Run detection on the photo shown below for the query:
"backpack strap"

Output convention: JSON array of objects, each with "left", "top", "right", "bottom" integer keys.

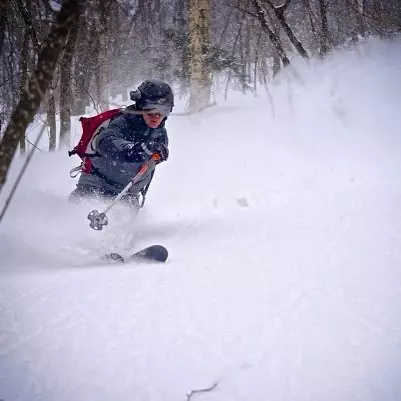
[
  {"left": 69, "top": 158, "right": 94, "bottom": 178},
  {"left": 68, "top": 149, "right": 99, "bottom": 158},
  {"left": 69, "top": 164, "right": 83, "bottom": 178}
]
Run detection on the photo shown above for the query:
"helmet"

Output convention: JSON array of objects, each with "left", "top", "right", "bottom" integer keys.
[{"left": 130, "top": 80, "right": 174, "bottom": 111}]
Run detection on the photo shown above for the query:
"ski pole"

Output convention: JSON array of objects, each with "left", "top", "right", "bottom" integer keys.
[{"left": 87, "top": 153, "right": 160, "bottom": 230}]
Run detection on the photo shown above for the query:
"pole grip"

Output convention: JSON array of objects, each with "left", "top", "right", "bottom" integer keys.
[{"left": 131, "top": 153, "right": 160, "bottom": 184}]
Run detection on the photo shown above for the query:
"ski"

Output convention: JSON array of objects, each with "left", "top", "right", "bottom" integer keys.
[{"left": 103, "top": 245, "right": 168, "bottom": 264}]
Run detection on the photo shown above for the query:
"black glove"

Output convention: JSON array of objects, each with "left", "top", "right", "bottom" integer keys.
[
  {"left": 124, "top": 141, "right": 169, "bottom": 163},
  {"left": 145, "top": 141, "right": 169, "bottom": 162}
]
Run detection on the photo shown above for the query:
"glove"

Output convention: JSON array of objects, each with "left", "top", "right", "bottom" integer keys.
[
  {"left": 145, "top": 141, "right": 169, "bottom": 162},
  {"left": 124, "top": 141, "right": 169, "bottom": 163}
]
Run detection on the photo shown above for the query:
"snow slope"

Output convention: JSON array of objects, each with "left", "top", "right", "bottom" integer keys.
[{"left": 1, "top": 38, "right": 401, "bottom": 401}]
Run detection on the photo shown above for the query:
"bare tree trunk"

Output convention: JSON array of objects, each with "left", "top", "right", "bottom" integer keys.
[
  {"left": 0, "top": 0, "right": 8, "bottom": 57},
  {"left": 188, "top": 0, "right": 212, "bottom": 112},
  {"left": 224, "top": 0, "right": 250, "bottom": 100},
  {"left": 47, "top": 86, "right": 56, "bottom": 151},
  {"left": 95, "top": 0, "right": 109, "bottom": 112},
  {"left": 354, "top": 0, "right": 366, "bottom": 37},
  {"left": 253, "top": 32, "right": 262, "bottom": 94},
  {"left": 14, "top": 0, "right": 40, "bottom": 52},
  {"left": 266, "top": 0, "right": 309, "bottom": 58},
  {"left": 271, "top": 9, "right": 281, "bottom": 76},
  {"left": 318, "top": 0, "right": 330, "bottom": 57},
  {"left": 252, "top": 0, "right": 290, "bottom": 68},
  {"left": 19, "top": 29, "right": 28, "bottom": 155},
  {"left": 95, "top": 39, "right": 109, "bottom": 111},
  {"left": 370, "top": 0, "right": 388, "bottom": 36},
  {"left": 303, "top": 0, "right": 318, "bottom": 48},
  {"left": 0, "top": 0, "right": 81, "bottom": 191},
  {"left": 71, "top": 17, "right": 96, "bottom": 115},
  {"left": 59, "top": 16, "right": 79, "bottom": 149}
]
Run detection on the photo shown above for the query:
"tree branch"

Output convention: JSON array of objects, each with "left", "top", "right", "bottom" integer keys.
[
  {"left": 263, "top": 0, "right": 309, "bottom": 58},
  {"left": 222, "top": 2, "right": 258, "bottom": 19},
  {"left": 265, "top": 0, "right": 292, "bottom": 16},
  {"left": 0, "top": 122, "right": 46, "bottom": 224},
  {"left": 252, "top": 0, "right": 290, "bottom": 68}
]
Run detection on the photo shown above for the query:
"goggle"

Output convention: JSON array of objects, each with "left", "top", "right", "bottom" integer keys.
[{"left": 142, "top": 103, "right": 172, "bottom": 117}]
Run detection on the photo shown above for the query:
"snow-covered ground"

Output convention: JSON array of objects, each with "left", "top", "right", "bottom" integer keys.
[{"left": 1, "top": 38, "right": 401, "bottom": 401}]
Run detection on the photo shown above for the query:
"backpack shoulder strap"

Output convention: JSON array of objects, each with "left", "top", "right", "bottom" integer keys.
[{"left": 68, "top": 108, "right": 122, "bottom": 158}]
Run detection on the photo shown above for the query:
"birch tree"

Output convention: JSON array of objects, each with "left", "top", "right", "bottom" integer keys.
[{"left": 188, "top": 0, "right": 212, "bottom": 112}]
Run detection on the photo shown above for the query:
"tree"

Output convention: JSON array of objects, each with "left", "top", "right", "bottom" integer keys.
[
  {"left": 252, "top": 0, "right": 290, "bottom": 72},
  {"left": 59, "top": 15, "right": 79, "bottom": 149},
  {"left": 265, "top": 0, "right": 309, "bottom": 58},
  {"left": 0, "top": 0, "right": 82, "bottom": 191},
  {"left": 188, "top": 0, "right": 212, "bottom": 112},
  {"left": 0, "top": 0, "right": 8, "bottom": 57},
  {"left": 318, "top": 0, "right": 330, "bottom": 57},
  {"left": 94, "top": 0, "right": 111, "bottom": 112},
  {"left": 47, "top": 81, "right": 57, "bottom": 151}
]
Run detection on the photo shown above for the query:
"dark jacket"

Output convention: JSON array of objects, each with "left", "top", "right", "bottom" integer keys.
[{"left": 76, "top": 106, "right": 169, "bottom": 195}]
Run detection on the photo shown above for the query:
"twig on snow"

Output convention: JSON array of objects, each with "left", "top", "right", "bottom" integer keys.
[{"left": 185, "top": 381, "right": 219, "bottom": 401}]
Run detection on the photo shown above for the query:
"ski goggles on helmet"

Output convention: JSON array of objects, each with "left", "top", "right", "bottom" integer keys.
[{"left": 142, "top": 102, "right": 172, "bottom": 117}]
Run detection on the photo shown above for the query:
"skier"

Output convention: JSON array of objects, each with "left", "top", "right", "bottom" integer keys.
[{"left": 69, "top": 79, "right": 174, "bottom": 210}]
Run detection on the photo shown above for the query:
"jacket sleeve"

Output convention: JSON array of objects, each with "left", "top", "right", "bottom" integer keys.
[
  {"left": 96, "top": 115, "right": 169, "bottom": 163},
  {"left": 154, "top": 128, "right": 169, "bottom": 148},
  {"left": 95, "top": 116, "right": 133, "bottom": 163},
  {"left": 125, "top": 128, "right": 169, "bottom": 162}
]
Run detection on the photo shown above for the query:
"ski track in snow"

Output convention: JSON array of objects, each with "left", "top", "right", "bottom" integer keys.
[{"left": 1, "top": 38, "right": 401, "bottom": 400}]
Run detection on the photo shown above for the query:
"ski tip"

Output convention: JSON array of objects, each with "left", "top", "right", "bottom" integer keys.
[
  {"left": 151, "top": 245, "right": 168, "bottom": 262},
  {"left": 133, "top": 245, "right": 168, "bottom": 263},
  {"left": 101, "top": 245, "right": 168, "bottom": 265}
]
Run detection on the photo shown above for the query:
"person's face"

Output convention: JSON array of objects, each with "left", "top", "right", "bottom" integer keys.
[{"left": 143, "top": 112, "right": 164, "bottom": 128}]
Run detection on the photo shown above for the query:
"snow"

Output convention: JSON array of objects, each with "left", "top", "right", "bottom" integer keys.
[{"left": 1, "top": 38, "right": 401, "bottom": 400}]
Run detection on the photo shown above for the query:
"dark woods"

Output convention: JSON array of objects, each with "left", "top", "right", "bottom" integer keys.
[{"left": 0, "top": 0, "right": 399, "bottom": 163}]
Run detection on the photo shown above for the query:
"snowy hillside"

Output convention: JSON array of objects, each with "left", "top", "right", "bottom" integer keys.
[{"left": 1, "top": 38, "right": 401, "bottom": 401}]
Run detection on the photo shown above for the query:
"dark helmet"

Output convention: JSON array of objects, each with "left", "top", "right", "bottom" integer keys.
[{"left": 130, "top": 80, "right": 174, "bottom": 111}]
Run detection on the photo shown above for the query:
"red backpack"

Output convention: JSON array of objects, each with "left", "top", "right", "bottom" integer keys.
[{"left": 68, "top": 108, "right": 121, "bottom": 176}]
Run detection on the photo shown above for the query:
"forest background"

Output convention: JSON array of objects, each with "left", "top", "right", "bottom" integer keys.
[{"left": 0, "top": 0, "right": 400, "bottom": 187}]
